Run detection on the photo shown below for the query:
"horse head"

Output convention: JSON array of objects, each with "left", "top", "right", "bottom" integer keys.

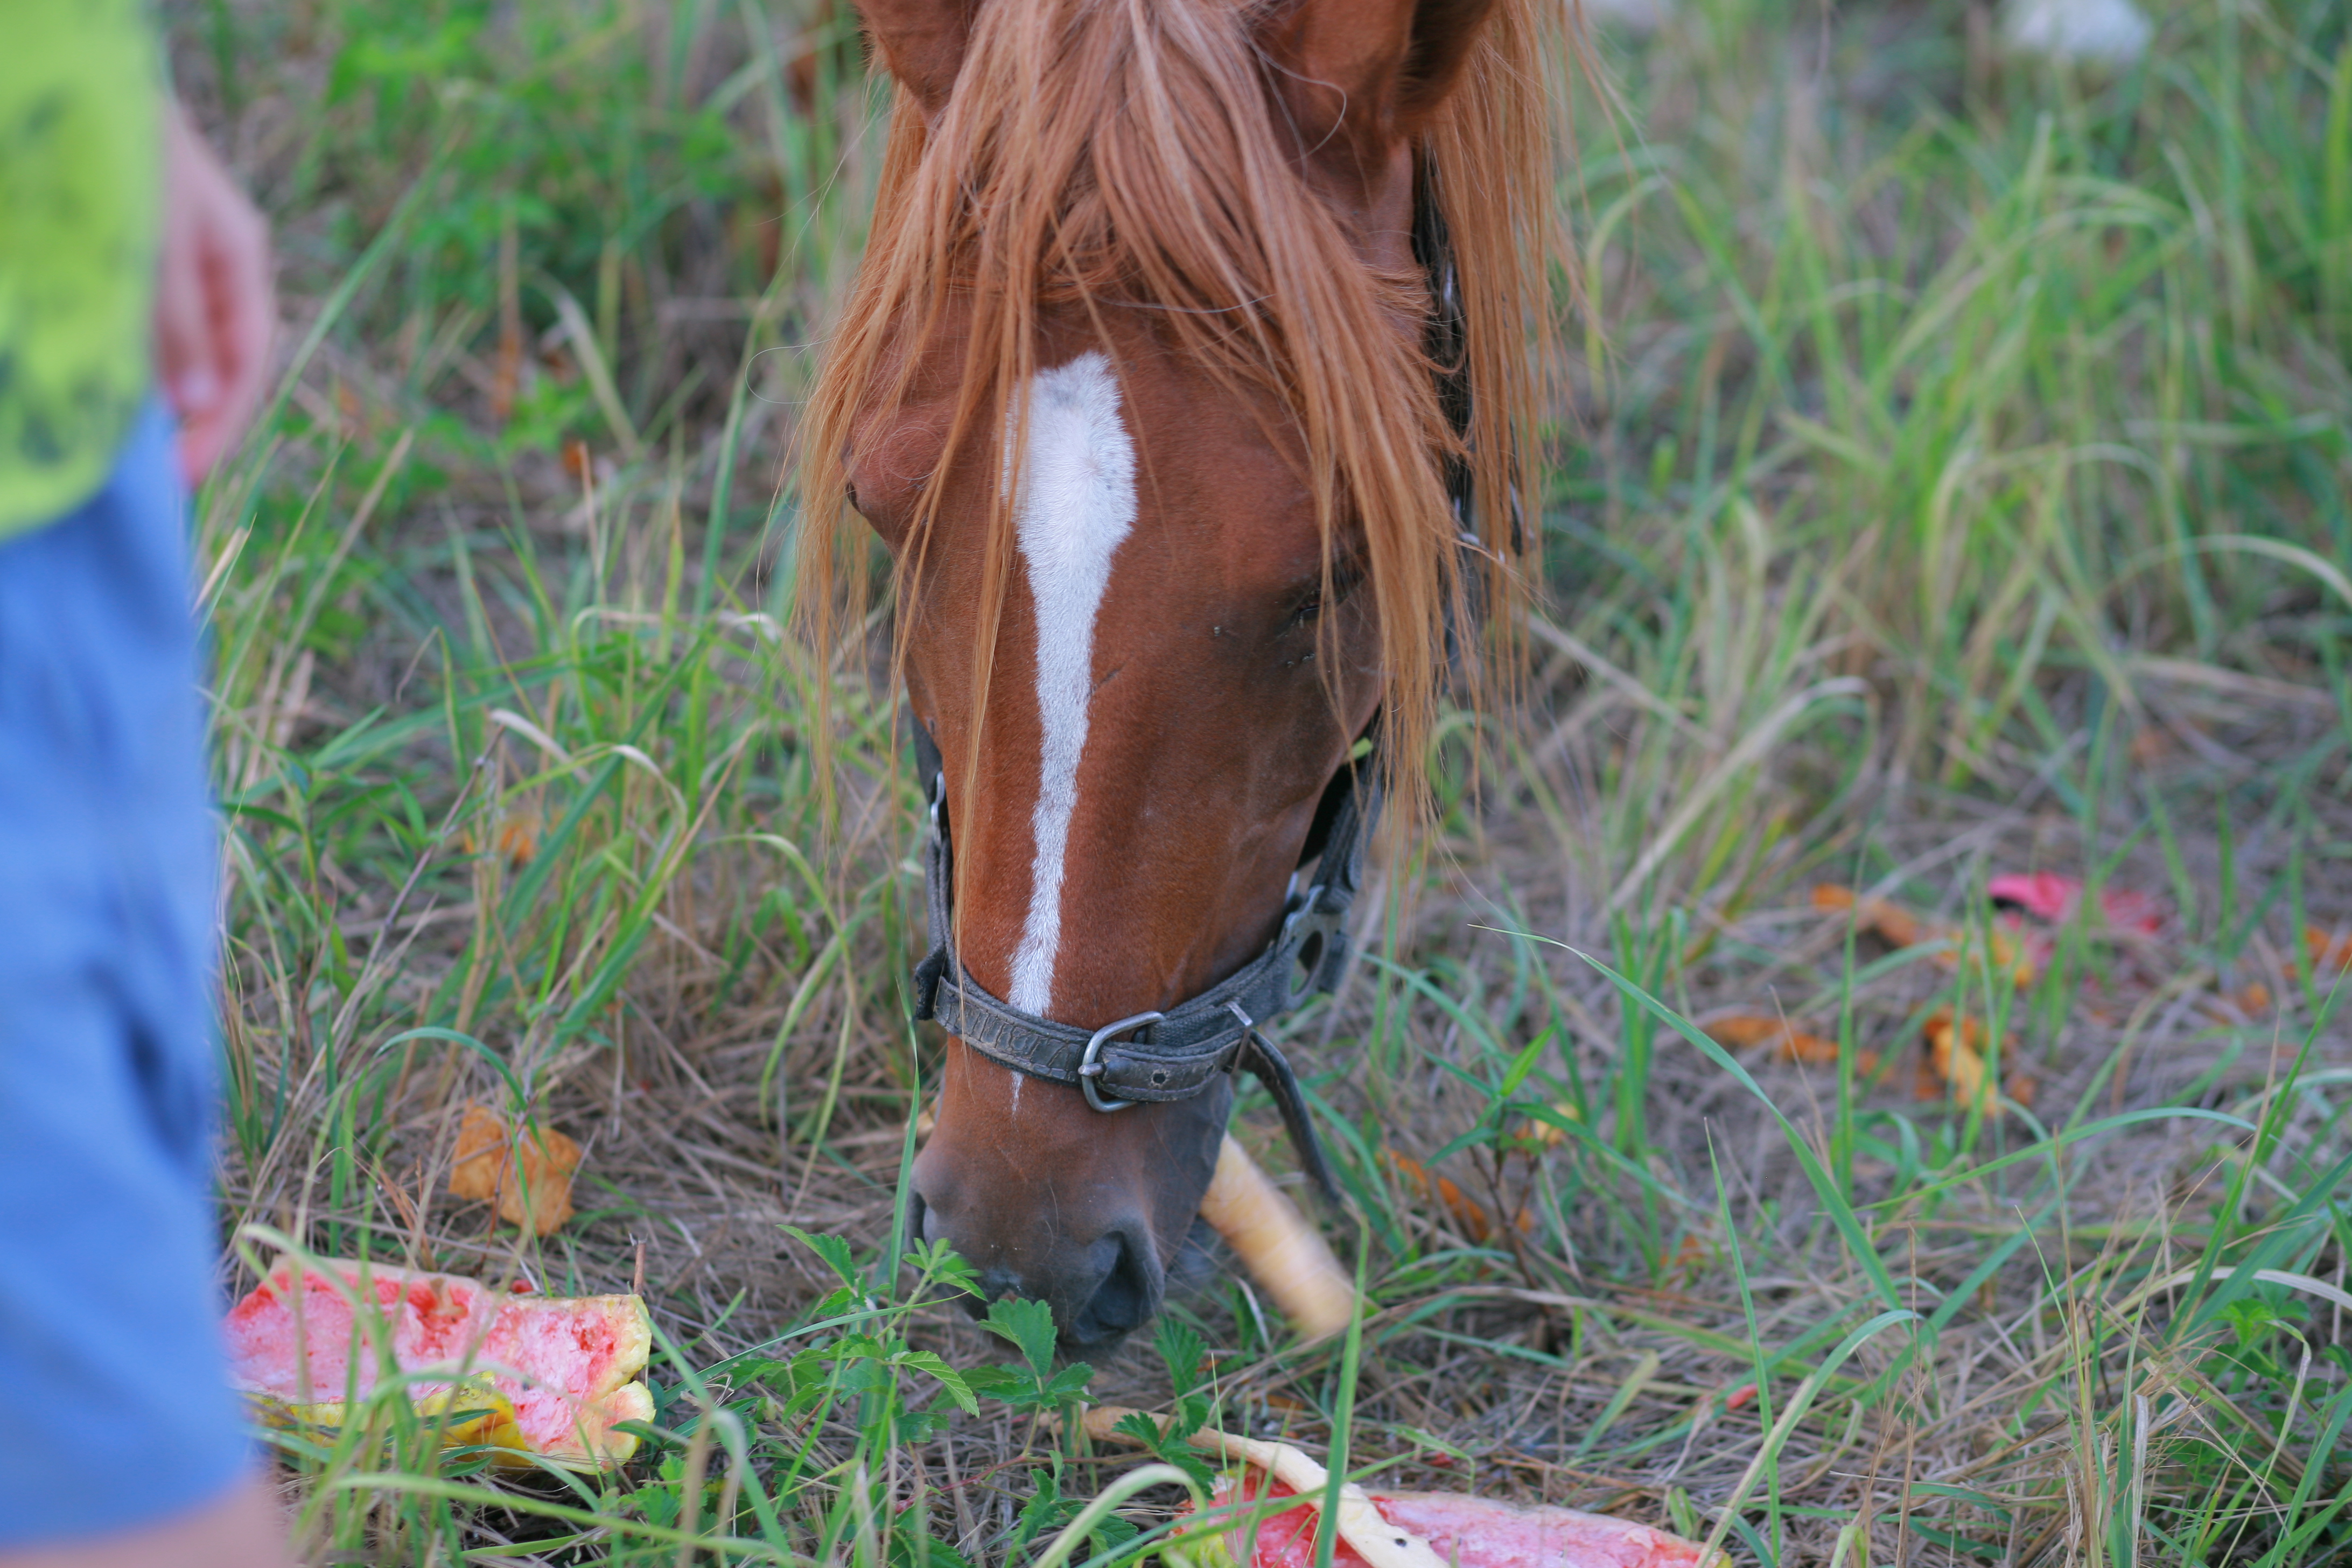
[{"left": 804, "top": 0, "right": 1545, "bottom": 1349}]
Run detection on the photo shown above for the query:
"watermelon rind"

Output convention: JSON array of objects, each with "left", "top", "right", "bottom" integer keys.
[
  {"left": 1165, "top": 1504, "right": 1247, "bottom": 1568},
  {"left": 481, "top": 1379, "right": 655, "bottom": 1471},
  {"left": 1164, "top": 1527, "right": 1244, "bottom": 1568},
  {"left": 589, "top": 1294, "right": 653, "bottom": 1392},
  {"left": 245, "top": 1376, "right": 513, "bottom": 1447}
]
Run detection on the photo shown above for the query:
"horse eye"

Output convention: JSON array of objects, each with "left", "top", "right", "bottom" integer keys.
[
  {"left": 844, "top": 480, "right": 862, "bottom": 511},
  {"left": 1282, "top": 583, "right": 1329, "bottom": 633},
  {"left": 1287, "top": 562, "right": 1363, "bottom": 629}
]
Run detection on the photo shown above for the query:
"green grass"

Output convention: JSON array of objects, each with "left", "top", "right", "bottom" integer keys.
[{"left": 165, "top": 0, "right": 2351, "bottom": 1560}]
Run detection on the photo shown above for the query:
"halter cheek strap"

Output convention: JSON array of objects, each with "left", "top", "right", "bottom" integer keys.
[{"left": 906, "top": 718, "right": 1373, "bottom": 1205}]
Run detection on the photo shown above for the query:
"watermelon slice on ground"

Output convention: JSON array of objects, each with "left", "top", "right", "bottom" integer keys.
[
  {"left": 223, "top": 1257, "right": 653, "bottom": 1469},
  {"left": 1172, "top": 1471, "right": 1715, "bottom": 1568},
  {"left": 1080, "top": 1406, "right": 1711, "bottom": 1568}
]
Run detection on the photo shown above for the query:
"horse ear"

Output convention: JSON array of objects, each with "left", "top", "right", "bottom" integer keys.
[
  {"left": 1257, "top": 0, "right": 1500, "bottom": 208},
  {"left": 855, "top": 0, "right": 977, "bottom": 120},
  {"left": 1394, "top": 0, "right": 1503, "bottom": 124}
]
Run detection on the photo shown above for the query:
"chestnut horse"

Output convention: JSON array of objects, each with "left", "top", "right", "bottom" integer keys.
[{"left": 800, "top": 0, "right": 1559, "bottom": 1347}]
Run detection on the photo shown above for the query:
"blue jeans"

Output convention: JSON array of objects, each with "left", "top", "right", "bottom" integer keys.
[{"left": 0, "top": 404, "right": 248, "bottom": 1543}]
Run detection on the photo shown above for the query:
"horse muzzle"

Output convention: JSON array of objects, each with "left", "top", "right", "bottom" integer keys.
[{"left": 907, "top": 1159, "right": 1166, "bottom": 1350}]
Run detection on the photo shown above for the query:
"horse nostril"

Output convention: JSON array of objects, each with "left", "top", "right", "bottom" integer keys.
[
  {"left": 958, "top": 1274, "right": 1012, "bottom": 1319},
  {"left": 1068, "top": 1227, "right": 1160, "bottom": 1346},
  {"left": 906, "top": 1189, "right": 992, "bottom": 1315},
  {"left": 911, "top": 1192, "right": 947, "bottom": 1248}
]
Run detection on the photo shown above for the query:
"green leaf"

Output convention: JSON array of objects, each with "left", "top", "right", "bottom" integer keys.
[
  {"left": 1497, "top": 1032, "right": 1549, "bottom": 1098},
  {"left": 1011, "top": 1467, "right": 1071, "bottom": 1554},
  {"left": 904, "top": 1236, "right": 980, "bottom": 1295},
  {"left": 1090, "top": 1514, "right": 1144, "bottom": 1555},
  {"left": 1117, "top": 1408, "right": 1216, "bottom": 1493},
  {"left": 2222, "top": 1298, "right": 2280, "bottom": 1348},
  {"left": 981, "top": 1295, "right": 1060, "bottom": 1381},
  {"left": 888, "top": 1528, "right": 976, "bottom": 1568},
  {"left": 897, "top": 1405, "right": 950, "bottom": 1443},
  {"left": 726, "top": 1356, "right": 793, "bottom": 1386},
  {"left": 896, "top": 1350, "right": 980, "bottom": 1416},
  {"left": 1114, "top": 1411, "right": 1165, "bottom": 1448},
  {"left": 1043, "top": 1364, "right": 1096, "bottom": 1403},
  {"left": 959, "top": 1364, "right": 1028, "bottom": 1399},
  {"left": 1155, "top": 1317, "right": 1209, "bottom": 1402},
  {"left": 782, "top": 1225, "right": 862, "bottom": 1290}
]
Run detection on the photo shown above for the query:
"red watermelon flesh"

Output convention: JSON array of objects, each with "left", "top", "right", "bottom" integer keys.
[
  {"left": 224, "top": 1261, "right": 496, "bottom": 1408},
  {"left": 223, "top": 1259, "right": 652, "bottom": 1467},
  {"left": 1374, "top": 1493, "right": 1710, "bottom": 1568},
  {"left": 480, "top": 1289, "right": 650, "bottom": 1454},
  {"left": 1188, "top": 1472, "right": 1711, "bottom": 1568}
]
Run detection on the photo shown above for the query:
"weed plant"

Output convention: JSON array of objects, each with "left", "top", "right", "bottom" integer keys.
[{"left": 164, "top": 0, "right": 2352, "bottom": 1560}]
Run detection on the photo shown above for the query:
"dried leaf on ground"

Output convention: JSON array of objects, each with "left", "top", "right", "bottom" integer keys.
[
  {"left": 1706, "top": 1012, "right": 1879, "bottom": 1071},
  {"left": 1812, "top": 884, "right": 2040, "bottom": 984},
  {"left": 2128, "top": 726, "right": 2175, "bottom": 767},
  {"left": 2199, "top": 982, "right": 2274, "bottom": 1023},
  {"left": 450, "top": 1103, "right": 580, "bottom": 1235},
  {"left": 461, "top": 808, "right": 542, "bottom": 867},
  {"left": 2307, "top": 926, "right": 2352, "bottom": 976},
  {"left": 1514, "top": 1101, "right": 1581, "bottom": 1147},
  {"left": 1812, "top": 884, "right": 1929, "bottom": 947},
  {"left": 494, "top": 809, "right": 540, "bottom": 866},
  {"left": 1389, "top": 1151, "right": 1527, "bottom": 1245},
  {"left": 1923, "top": 1009, "right": 2035, "bottom": 1112}
]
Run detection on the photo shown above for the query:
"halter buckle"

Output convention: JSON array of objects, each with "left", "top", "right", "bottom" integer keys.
[
  {"left": 1278, "top": 888, "right": 1347, "bottom": 1003},
  {"left": 1077, "top": 1011, "right": 1164, "bottom": 1112}
]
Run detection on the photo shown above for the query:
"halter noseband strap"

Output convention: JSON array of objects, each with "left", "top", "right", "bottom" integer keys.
[{"left": 906, "top": 717, "right": 1373, "bottom": 1204}]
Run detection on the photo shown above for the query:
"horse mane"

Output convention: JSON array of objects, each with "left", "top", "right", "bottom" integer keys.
[{"left": 795, "top": 0, "right": 1569, "bottom": 839}]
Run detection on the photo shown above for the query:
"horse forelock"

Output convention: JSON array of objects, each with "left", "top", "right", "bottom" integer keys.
[{"left": 797, "top": 0, "right": 1570, "bottom": 855}]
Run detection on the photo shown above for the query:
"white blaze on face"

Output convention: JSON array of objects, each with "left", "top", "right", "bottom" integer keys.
[{"left": 1007, "top": 352, "right": 1137, "bottom": 1017}]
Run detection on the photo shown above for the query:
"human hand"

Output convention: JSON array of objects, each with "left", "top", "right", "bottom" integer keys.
[
  {"left": 0, "top": 1472, "right": 295, "bottom": 1568},
  {"left": 155, "top": 100, "right": 275, "bottom": 488}
]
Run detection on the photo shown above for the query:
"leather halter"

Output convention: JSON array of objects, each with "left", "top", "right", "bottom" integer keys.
[
  {"left": 904, "top": 178, "right": 1487, "bottom": 1207},
  {"left": 908, "top": 715, "right": 1373, "bottom": 1203}
]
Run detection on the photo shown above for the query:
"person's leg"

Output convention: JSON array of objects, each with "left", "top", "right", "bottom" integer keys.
[{"left": 0, "top": 404, "right": 278, "bottom": 1556}]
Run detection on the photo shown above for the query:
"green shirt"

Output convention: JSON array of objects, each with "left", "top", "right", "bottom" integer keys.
[{"left": 0, "top": 1, "right": 160, "bottom": 541}]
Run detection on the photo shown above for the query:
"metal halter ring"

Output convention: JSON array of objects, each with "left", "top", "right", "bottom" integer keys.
[{"left": 1077, "top": 1011, "right": 1166, "bottom": 1114}]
